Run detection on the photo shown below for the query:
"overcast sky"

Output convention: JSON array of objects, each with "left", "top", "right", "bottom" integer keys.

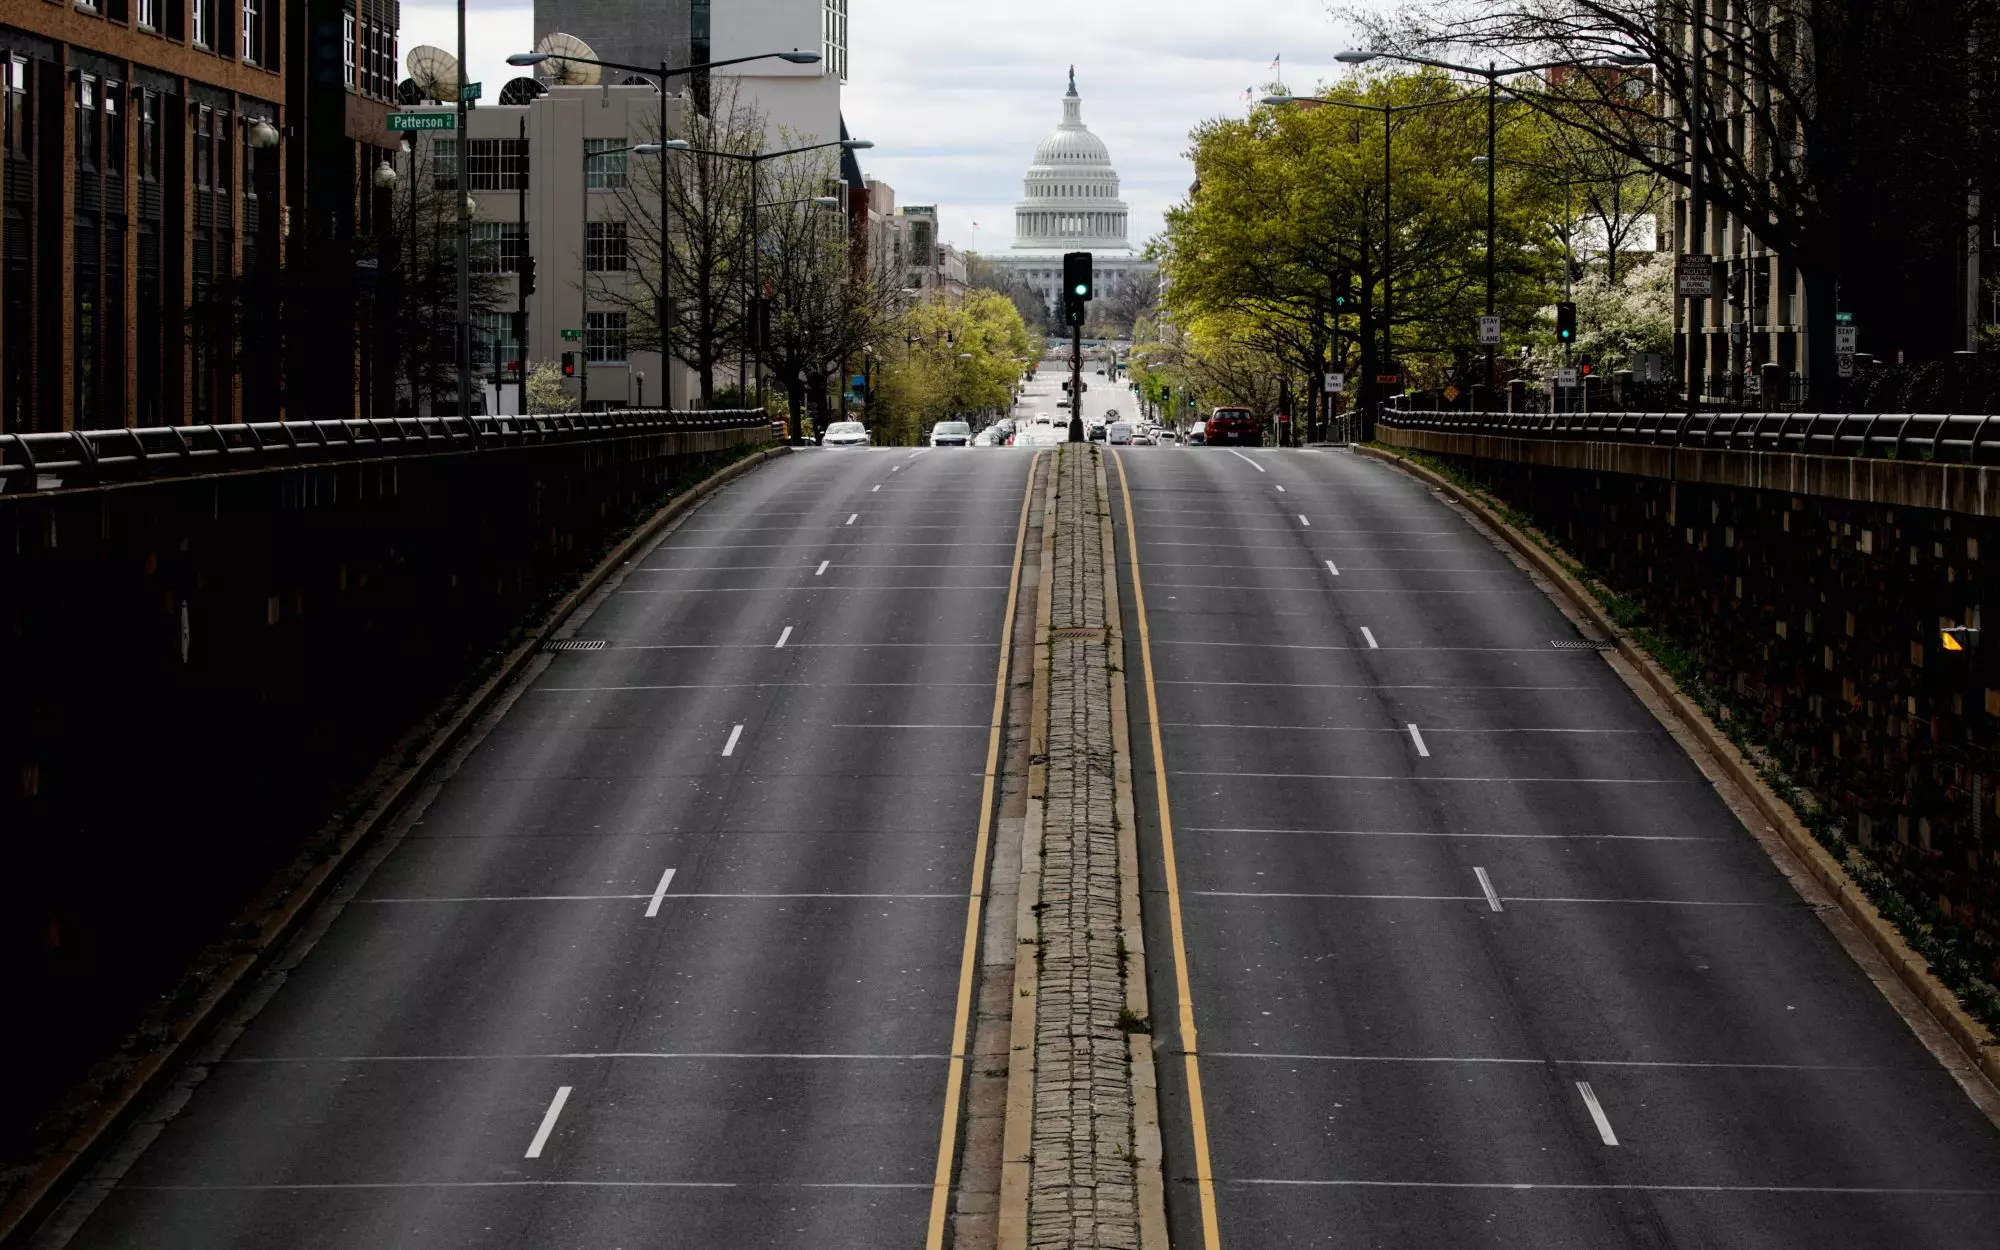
[{"left": 400, "top": 0, "right": 1391, "bottom": 255}]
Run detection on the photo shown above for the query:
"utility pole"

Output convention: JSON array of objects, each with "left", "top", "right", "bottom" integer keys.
[{"left": 516, "top": 115, "right": 528, "bottom": 417}]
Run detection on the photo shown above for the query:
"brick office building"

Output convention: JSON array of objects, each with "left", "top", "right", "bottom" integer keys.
[{"left": 0, "top": 0, "right": 400, "bottom": 435}]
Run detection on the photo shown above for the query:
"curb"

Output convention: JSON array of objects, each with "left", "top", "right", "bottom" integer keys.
[
  {"left": 1094, "top": 448, "right": 1171, "bottom": 1250},
  {"left": 998, "top": 450, "right": 1059, "bottom": 1250},
  {"left": 0, "top": 441, "right": 787, "bottom": 1248},
  {"left": 1357, "top": 444, "right": 2000, "bottom": 1097}
]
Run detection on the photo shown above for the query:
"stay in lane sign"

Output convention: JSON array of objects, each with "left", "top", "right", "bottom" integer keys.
[{"left": 388, "top": 111, "right": 456, "bottom": 132}]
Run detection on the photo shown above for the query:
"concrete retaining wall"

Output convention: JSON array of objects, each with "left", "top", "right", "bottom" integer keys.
[{"left": 0, "top": 424, "right": 769, "bottom": 1145}]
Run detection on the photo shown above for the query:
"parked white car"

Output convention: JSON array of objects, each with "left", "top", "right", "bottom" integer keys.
[
  {"left": 822, "top": 421, "right": 871, "bottom": 447},
  {"left": 1106, "top": 421, "right": 1134, "bottom": 445}
]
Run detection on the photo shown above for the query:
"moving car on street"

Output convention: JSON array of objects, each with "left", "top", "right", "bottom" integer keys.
[
  {"left": 1106, "top": 420, "right": 1134, "bottom": 445},
  {"left": 1204, "top": 406, "right": 1261, "bottom": 446},
  {"left": 929, "top": 420, "right": 972, "bottom": 447},
  {"left": 822, "top": 421, "right": 871, "bottom": 448}
]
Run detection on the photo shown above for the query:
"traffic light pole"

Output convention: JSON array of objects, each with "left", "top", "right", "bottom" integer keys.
[{"left": 1068, "top": 325, "right": 1084, "bottom": 442}]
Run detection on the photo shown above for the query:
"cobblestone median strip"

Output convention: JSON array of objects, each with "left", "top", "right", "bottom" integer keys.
[{"left": 1003, "top": 444, "right": 1167, "bottom": 1250}]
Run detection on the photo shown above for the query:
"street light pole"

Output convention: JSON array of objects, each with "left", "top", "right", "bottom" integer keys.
[{"left": 456, "top": 0, "right": 471, "bottom": 429}]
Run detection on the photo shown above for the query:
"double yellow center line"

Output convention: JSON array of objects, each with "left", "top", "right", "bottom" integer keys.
[{"left": 1116, "top": 450, "right": 1222, "bottom": 1248}]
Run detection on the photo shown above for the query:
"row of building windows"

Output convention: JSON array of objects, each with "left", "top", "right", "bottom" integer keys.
[
  {"left": 431, "top": 139, "right": 531, "bottom": 191},
  {"left": 341, "top": 12, "right": 397, "bottom": 100},
  {"left": 463, "top": 221, "right": 628, "bottom": 274},
  {"left": 472, "top": 311, "right": 629, "bottom": 366}
]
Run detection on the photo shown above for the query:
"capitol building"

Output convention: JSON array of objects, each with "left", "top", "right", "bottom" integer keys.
[{"left": 981, "top": 70, "right": 1153, "bottom": 324}]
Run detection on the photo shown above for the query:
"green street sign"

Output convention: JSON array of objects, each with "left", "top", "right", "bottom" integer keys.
[
  {"left": 388, "top": 111, "right": 456, "bottom": 132},
  {"left": 561, "top": 328, "right": 582, "bottom": 341},
  {"left": 462, "top": 81, "right": 483, "bottom": 102},
  {"left": 1835, "top": 311, "right": 1854, "bottom": 324}
]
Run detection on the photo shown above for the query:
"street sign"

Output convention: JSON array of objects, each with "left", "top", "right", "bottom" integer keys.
[
  {"left": 1675, "top": 254, "right": 1714, "bottom": 297},
  {"left": 1835, "top": 311, "right": 1854, "bottom": 325},
  {"left": 462, "top": 81, "right": 483, "bottom": 102},
  {"left": 1478, "top": 315, "right": 1501, "bottom": 345},
  {"left": 561, "top": 328, "right": 582, "bottom": 341},
  {"left": 1837, "top": 352, "right": 1856, "bottom": 378},
  {"left": 1326, "top": 372, "right": 1345, "bottom": 394},
  {"left": 1834, "top": 326, "right": 1857, "bottom": 353},
  {"left": 388, "top": 111, "right": 456, "bottom": 132},
  {"left": 1442, "top": 385, "right": 1461, "bottom": 402},
  {"left": 1558, "top": 368, "right": 1578, "bottom": 387}
]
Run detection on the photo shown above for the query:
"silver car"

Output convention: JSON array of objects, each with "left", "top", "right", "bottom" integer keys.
[{"left": 823, "top": 421, "right": 871, "bottom": 447}]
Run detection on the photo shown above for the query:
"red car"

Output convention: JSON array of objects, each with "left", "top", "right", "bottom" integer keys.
[{"left": 1204, "top": 406, "right": 1261, "bottom": 446}]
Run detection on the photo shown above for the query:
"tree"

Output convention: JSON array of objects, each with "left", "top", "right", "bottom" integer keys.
[
  {"left": 596, "top": 83, "right": 761, "bottom": 407},
  {"left": 373, "top": 135, "right": 507, "bottom": 415},
  {"left": 1353, "top": 0, "right": 2000, "bottom": 402},
  {"left": 869, "top": 290, "right": 1037, "bottom": 443},
  {"left": 967, "top": 253, "right": 1054, "bottom": 334},
  {"left": 1160, "top": 69, "right": 1562, "bottom": 416},
  {"left": 756, "top": 151, "right": 896, "bottom": 440},
  {"left": 523, "top": 361, "right": 578, "bottom": 414}
]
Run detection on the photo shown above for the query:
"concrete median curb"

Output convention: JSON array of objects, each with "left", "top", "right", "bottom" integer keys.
[
  {"left": 1357, "top": 443, "right": 2000, "bottom": 1102},
  {"left": 0, "top": 441, "right": 788, "bottom": 1249}
]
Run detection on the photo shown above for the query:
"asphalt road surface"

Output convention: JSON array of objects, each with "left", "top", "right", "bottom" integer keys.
[
  {"left": 43, "top": 446, "right": 1035, "bottom": 1249},
  {"left": 1109, "top": 445, "right": 2000, "bottom": 1248}
]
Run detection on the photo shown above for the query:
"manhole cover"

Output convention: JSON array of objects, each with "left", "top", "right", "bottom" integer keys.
[
  {"left": 1051, "top": 627, "right": 1105, "bottom": 641},
  {"left": 543, "top": 639, "right": 608, "bottom": 652},
  {"left": 1550, "top": 639, "right": 1616, "bottom": 651}
]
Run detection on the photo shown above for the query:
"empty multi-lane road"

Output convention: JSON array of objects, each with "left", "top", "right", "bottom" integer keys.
[
  {"left": 1110, "top": 445, "right": 2000, "bottom": 1248},
  {"left": 41, "top": 447, "right": 1037, "bottom": 1248}
]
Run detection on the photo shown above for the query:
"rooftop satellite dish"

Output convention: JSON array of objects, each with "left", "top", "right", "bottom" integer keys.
[
  {"left": 499, "top": 76, "right": 548, "bottom": 106},
  {"left": 395, "top": 77, "right": 422, "bottom": 106},
  {"left": 533, "top": 32, "right": 601, "bottom": 86},
  {"left": 406, "top": 45, "right": 462, "bottom": 101}
]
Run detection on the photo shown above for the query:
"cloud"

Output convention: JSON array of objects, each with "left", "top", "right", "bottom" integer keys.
[{"left": 399, "top": 0, "right": 1391, "bottom": 252}]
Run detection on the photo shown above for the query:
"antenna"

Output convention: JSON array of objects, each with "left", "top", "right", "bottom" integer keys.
[
  {"left": 498, "top": 76, "right": 549, "bottom": 106},
  {"left": 405, "top": 45, "right": 462, "bottom": 102},
  {"left": 532, "top": 33, "right": 602, "bottom": 86}
]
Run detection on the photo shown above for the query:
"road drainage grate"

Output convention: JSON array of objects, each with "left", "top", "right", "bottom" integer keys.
[
  {"left": 1551, "top": 639, "right": 1617, "bottom": 651},
  {"left": 1051, "top": 627, "right": 1106, "bottom": 642},
  {"left": 542, "top": 639, "right": 608, "bottom": 652}
]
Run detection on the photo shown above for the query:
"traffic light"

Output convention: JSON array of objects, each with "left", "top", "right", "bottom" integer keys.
[
  {"left": 520, "top": 255, "right": 537, "bottom": 297},
  {"left": 561, "top": 352, "right": 576, "bottom": 377},
  {"left": 1555, "top": 301, "right": 1577, "bottom": 343},
  {"left": 1062, "top": 250, "right": 1093, "bottom": 327},
  {"left": 1063, "top": 251, "right": 1094, "bottom": 301},
  {"left": 1332, "top": 271, "right": 1354, "bottom": 310}
]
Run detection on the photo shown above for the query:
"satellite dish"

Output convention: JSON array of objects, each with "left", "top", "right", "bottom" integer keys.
[
  {"left": 406, "top": 45, "right": 462, "bottom": 101},
  {"left": 533, "top": 32, "right": 601, "bottom": 86},
  {"left": 395, "top": 77, "right": 422, "bottom": 105},
  {"left": 499, "top": 76, "right": 548, "bottom": 106}
]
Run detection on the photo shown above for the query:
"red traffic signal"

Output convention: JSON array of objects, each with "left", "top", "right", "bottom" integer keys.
[{"left": 561, "top": 352, "right": 576, "bottom": 377}]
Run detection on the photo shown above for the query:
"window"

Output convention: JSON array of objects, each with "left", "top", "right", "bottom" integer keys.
[
  {"left": 583, "top": 138, "right": 628, "bottom": 189},
  {"left": 104, "top": 83, "right": 123, "bottom": 175},
  {"left": 192, "top": 0, "right": 211, "bottom": 48},
  {"left": 343, "top": 14, "right": 356, "bottom": 88},
  {"left": 193, "top": 107, "right": 212, "bottom": 189},
  {"left": 586, "top": 221, "right": 627, "bottom": 272},
  {"left": 432, "top": 138, "right": 458, "bottom": 189},
  {"left": 5, "top": 57, "right": 27, "bottom": 160},
  {"left": 585, "top": 311, "right": 627, "bottom": 363},
  {"left": 137, "top": 0, "right": 155, "bottom": 27},
  {"left": 138, "top": 90, "right": 158, "bottom": 182},
  {"left": 822, "top": 0, "right": 848, "bottom": 82},
  {"left": 475, "top": 311, "right": 522, "bottom": 375},
  {"left": 215, "top": 110, "right": 231, "bottom": 191},
  {"left": 469, "top": 222, "right": 527, "bottom": 274},
  {"left": 464, "top": 139, "right": 528, "bottom": 190},
  {"left": 77, "top": 76, "right": 97, "bottom": 172}
]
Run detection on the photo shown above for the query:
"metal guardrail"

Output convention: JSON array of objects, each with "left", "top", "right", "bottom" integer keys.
[
  {"left": 1378, "top": 407, "right": 2000, "bottom": 466},
  {"left": 0, "top": 409, "right": 772, "bottom": 492}
]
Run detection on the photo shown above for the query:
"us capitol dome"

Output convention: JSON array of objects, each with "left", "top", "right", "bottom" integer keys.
[{"left": 983, "top": 69, "right": 1152, "bottom": 323}]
